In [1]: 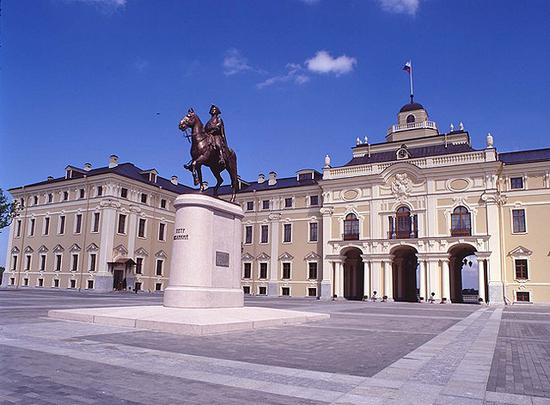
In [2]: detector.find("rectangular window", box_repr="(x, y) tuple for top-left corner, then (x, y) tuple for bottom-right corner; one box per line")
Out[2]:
(48, 193), (53, 203)
(158, 223), (166, 241)
(258, 286), (267, 295)
(29, 218), (35, 236)
(155, 283), (162, 291)
(243, 286), (251, 295)
(10, 277), (15, 285)
(260, 224), (269, 244)
(516, 291), (530, 302)
(512, 209), (526, 233)
(510, 177), (524, 190)
(515, 259), (528, 280)
(136, 257), (143, 274)
(53, 279), (60, 288)
(308, 262), (318, 279)
(11, 255), (18, 270)
(310, 195), (319, 206)
(244, 225), (253, 244)
(44, 217), (50, 235)
(262, 200), (270, 210)
(70, 279), (76, 289)
(75, 214), (82, 234)
(118, 214), (127, 234)
(160, 199), (167, 209)
(25, 255), (31, 270)
(156, 259), (164, 276)
(284, 197), (293, 208)
(281, 287), (290, 296)
(87, 280), (94, 289)
(282, 262), (291, 279)
(283, 223), (292, 243)
(141, 193), (148, 204)
(89, 253), (97, 272)
(59, 215), (66, 235)
(121, 188), (128, 198)
(38, 278), (44, 287)
(55, 254), (62, 271)
(79, 188), (85, 199)
(33, 196), (38, 205)
(138, 218), (146, 238)
(97, 186), (103, 196)
(308, 288), (317, 297)
(259, 262), (268, 279)
(246, 201), (254, 211)
(92, 212), (100, 232)
(309, 222), (318, 242)
(23, 278), (29, 286)
(40, 254), (46, 271)
(71, 254), (78, 271)
(63, 191), (68, 201)
(243, 262), (251, 279)
(16, 220), (22, 237)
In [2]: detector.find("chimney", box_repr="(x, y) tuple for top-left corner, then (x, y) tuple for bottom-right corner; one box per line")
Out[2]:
(108, 154), (119, 168)
(47, 176), (54, 181)
(83, 163), (92, 171)
(268, 171), (277, 186)
(257, 173), (265, 184)
(171, 175), (178, 185)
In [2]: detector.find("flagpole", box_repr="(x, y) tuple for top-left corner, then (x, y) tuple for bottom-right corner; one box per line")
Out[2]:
(409, 62), (414, 103)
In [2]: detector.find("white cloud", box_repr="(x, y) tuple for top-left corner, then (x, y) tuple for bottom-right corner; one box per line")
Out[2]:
(223, 48), (253, 76)
(378, 0), (420, 16)
(65, 0), (126, 13)
(257, 64), (310, 89)
(305, 51), (357, 76)
(299, 0), (320, 4)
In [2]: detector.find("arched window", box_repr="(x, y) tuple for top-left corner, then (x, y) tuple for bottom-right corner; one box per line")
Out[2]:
(406, 114), (415, 124)
(396, 207), (412, 239)
(451, 206), (471, 236)
(343, 213), (359, 240)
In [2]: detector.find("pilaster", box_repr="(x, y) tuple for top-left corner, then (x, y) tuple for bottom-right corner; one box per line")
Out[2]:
(267, 213), (280, 296)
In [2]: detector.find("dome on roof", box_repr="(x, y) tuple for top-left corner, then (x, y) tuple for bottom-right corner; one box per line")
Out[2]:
(399, 102), (425, 113)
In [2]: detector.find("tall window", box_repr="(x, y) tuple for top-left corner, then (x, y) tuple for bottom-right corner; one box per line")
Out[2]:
(138, 218), (146, 238)
(97, 186), (103, 196)
(75, 214), (82, 234)
(395, 207), (412, 239)
(141, 193), (148, 204)
(244, 225), (253, 244)
(515, 259), (528, 280)
(55, 254), (62, 271)
(512, 209), (526, 233)
(71, 254), (78, 271)
(121, 188), (128, 198)
(156, 259), (164, 276)
(16, 220), (21, 237)
(160, 199), (167, 209)
(259, 262), (268, 279)
(118, 214), (127, 234)
(158, 223), (166, 241)
(63, 191), (68, 201)
(260, 224), (269, 244)
(89, 253), (97, 272)
(39, 254), (46, 271)
(11, 255), (18, 270)
(48, 193), (53, 203)
(25, 255), (31, 270)
(309, 222), (318, 242)
(79, 189), (85, 199)
(44, 217), (50, 235)
(282, 262), (291, 279)
(29, 218), (35, 236)
(92, 212), (100, 232)
(33, 195), (38, 205)
(451, 206), (471, 236)
(136, 257), (143, 274)
(243, 262), (251, 279)
(308, 262), (318, 279)
(343, 214), (359, 240)
(283, 223), (292, 243)
(59, 215), (66, 235)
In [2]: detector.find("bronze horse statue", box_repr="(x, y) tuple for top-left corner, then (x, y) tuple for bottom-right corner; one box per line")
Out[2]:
(179, 108), (239, 202)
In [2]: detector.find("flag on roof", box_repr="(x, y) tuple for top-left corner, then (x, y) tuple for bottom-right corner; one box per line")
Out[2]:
(403, 60), (412, 74)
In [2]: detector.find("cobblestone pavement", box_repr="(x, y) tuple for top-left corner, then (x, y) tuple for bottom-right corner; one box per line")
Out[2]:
(1, 289), (549, 404)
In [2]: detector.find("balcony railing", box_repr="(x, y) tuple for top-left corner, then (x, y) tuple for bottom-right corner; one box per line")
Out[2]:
(387, 120), (437, 136)
(343, 233), (359, 241)
(388, 230), (418, 239)
(451, 228), (472, 237)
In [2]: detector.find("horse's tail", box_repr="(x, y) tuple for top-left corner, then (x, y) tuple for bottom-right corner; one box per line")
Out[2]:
(227, 149), (239, 201)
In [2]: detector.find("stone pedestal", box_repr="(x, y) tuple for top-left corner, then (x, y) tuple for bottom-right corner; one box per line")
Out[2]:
(164, 194), (244, 309)
(93, 274), (114, 293)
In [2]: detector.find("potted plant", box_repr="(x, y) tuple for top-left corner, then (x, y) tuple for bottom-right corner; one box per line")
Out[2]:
(371, 291), (377, 302)
(429, 292), (436, 303)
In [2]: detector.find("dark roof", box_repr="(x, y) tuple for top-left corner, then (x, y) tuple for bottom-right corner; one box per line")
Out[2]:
(10, 162), (196, 194)
(216, 172), (322, 196)
(499, 148), (550, 165)
(344, 143), (476, 167)
(399, 102), (425, 113)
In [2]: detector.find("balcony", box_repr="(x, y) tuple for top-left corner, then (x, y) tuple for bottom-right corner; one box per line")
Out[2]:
(388, 230), (418, 240)
(451, 227), (472, 237)
(387, 120), (437, 136)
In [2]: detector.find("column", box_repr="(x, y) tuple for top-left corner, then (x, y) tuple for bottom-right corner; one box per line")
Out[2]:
(268, 214), (280, 296)
(478, 259), (487, 303)
(383, 260), (393, 300)
(441, 259), (450, 302)
(1, 219), (15, 287)
(485, 199), (504, 304)
(370, 260), (382, 299)
(418, 260), (427, 301)
(334, 261), (344, 298)
(320, 207), (334, 300)
(363, 261), (370, 299)
(125, 206), (140, 291)
(427, 260), (440, 300)
(95, 200), (118, 292)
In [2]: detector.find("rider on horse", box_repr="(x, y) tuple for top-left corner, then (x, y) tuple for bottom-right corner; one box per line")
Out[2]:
(204, 105), (228, 167)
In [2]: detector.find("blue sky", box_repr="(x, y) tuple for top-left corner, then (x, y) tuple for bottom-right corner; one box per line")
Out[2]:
(1, 0), (550, 268)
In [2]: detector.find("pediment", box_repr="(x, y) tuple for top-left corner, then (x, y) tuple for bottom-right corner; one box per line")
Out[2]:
(69, 243), (81, 252)
(155, 250), (167, 259)
(53, 244), (64, 253)
(256, 252), (270, 261)
(278, 252), (294, 261)
(508, 246), (532, 257)
(86, 243), (99, 252)
(11, 246), (20, 254)
(38, 245), (49, 253)
(304, 251), (321, 261)
(24, 246), (34, 254)
(135, 247), (149, 257)
(242, 252), (254, 261)
(113, 244), (128, 256)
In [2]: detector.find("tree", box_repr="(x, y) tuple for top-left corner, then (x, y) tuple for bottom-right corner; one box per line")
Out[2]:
(0, 188), (18, 232)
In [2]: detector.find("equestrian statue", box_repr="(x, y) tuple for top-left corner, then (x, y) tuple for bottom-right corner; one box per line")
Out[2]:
(178, 105), (239, 202)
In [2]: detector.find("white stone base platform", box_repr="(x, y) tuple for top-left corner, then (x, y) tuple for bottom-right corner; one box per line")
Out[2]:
(48, 306), (329, 336)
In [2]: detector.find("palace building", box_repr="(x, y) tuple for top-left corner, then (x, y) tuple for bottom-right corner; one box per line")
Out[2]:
(3, 100), (550, 304)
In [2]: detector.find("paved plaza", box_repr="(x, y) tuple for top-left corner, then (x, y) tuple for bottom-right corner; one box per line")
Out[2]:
(1, 290), (550, 404)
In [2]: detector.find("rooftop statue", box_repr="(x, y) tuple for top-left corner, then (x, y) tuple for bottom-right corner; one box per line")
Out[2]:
(179, 105), (239, 202)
